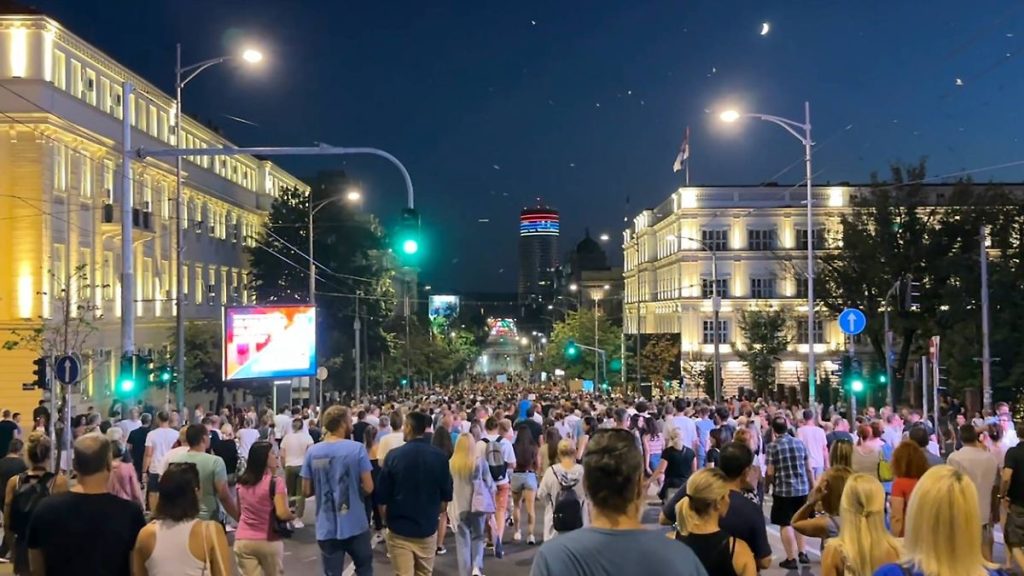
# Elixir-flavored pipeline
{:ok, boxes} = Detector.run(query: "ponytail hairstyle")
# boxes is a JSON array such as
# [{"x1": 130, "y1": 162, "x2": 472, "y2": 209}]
[
  {"x1": 673, "y1": 468, "x2": 729, "y2": 536},
  {"x1": 827, "y1": 473, "x2": 901, "y2": 576},
  {"x1": 26, "y1": 431, "x2": 51, "y2": 467}
]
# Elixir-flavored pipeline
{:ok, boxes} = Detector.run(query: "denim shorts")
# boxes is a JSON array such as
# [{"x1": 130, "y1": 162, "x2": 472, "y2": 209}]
[{"x1": 510, "y1": 471, "x2": 538, "y2": 493}]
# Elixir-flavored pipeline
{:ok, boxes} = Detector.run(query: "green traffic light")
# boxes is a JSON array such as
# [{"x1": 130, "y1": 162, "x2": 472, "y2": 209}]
[
  {"x1": 851, "y1": 379, "x2": 865, "y2": 393},
  {"x1": 564, "y1": 340, "x2": 579, "y2": 359},
  {"x1": 159, "y1": 369, "x2": 172, "y2": 383},
  {"x1": 609, "y1": 358, "x2": 622, "y2": 371},
  {"x1": 402, "y1": 238, "x2": 419, "y2": 255},
  {"x1": 118, "y1": 376, "x2": 135, "y2": 392},
  {"x1": 878, "y1": 374, "x2": 888, "y2": 383}
]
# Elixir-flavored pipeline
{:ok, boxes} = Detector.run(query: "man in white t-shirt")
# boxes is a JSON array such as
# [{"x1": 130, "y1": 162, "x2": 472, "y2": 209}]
[
  {"x1": 141, "y1": 410, "x2": 180, "y2": 511},
  {"x1": 280, "y1": 417, "x2": 314, "y2": 527},
  {"x1": 365, "y1": 406, "x2": 381, "y2": 429},
  {"x1": 116, "y1": 408, "x2": 142, "y2": 438},
  {"x1": 796, "y1": 409, "x2": 828, "y2": 481},
  {"x1": 273, "y1": 406, "x2": 292, "y2": 443},
  {"x1": 376, "y1": 411, "x2": 406, "y2": 465},
  {"x1": 476, "y1": 417, "x2": 516, "y2": 557},
  {"x1": 670, "y1": 400, "x2": 699, "y2": 454}
]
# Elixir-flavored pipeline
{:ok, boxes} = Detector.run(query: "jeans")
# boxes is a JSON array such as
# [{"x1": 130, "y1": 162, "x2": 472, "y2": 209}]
[
  {"x1": 284, "y1": 465, "x2": 305, "y2": 519},
  {"x1": 455, "y1": 512, "x2": 486, "y2": 576},
  {"x1": 318, "y1": 531, "x2": 373, "y2": 576}
]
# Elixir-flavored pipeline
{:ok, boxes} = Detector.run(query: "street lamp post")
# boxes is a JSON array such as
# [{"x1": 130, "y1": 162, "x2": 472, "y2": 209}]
[
  {"x1": 668, "y1": 235, "x2": 721, "y2": 402},
  {"x1": 721, "y1": 102, "x2": 816, "y2": 406},
  {"x1": 174, "y1": 44, "x2": 262, "y2": 412}
]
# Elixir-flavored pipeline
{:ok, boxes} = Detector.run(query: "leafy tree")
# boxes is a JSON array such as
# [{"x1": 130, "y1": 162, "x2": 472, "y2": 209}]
[
  {"x1": 681, "y1": 354, "x2": 715, "y2": 399},
  {"x1": 735, "y1": 307, "x2": 793, "y2": 398},
  {"x1": 639, "y1": 334, "x2": 679, "y2": 383},
  {"x1": 247, "y1": 181, "x2": 395, "y2": 394},
  {"x1": 539, "y1": 309, "x2": 628, "y2": 386}
]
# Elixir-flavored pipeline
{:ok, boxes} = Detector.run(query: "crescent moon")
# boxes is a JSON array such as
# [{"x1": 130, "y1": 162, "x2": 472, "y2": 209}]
[{"x1": 760, "y1": 22, "x2": 770, "y2": 35}]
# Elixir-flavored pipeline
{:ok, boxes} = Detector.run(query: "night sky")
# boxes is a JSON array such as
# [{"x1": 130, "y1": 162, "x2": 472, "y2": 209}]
[{"x1": 31, "y1": 0, "x2": 1024, "y2": 292}]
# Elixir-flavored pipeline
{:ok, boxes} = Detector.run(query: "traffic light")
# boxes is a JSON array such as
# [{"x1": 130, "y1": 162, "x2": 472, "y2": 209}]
[
  {"x1": 850, "y1": 376, "x2": 865, "y2": 393},
  {"x1": 157, "y1": 364, "x2": 174, "y2": 385},
  {"x1": 609, "y1": 357, "x2": 622, "y2": 372},
  {"x1": 904, "y1": 276, "x2": 921, "y2": 311},
  {"x1": 31, "y1": 356, "x2": 49, "y2": 390},
  {"x1": 395, "y1": 208, "x2": 421, "y2": 263},
  {"x1": 877, "y1": 372, "x2": 888, "y2": 385},
  {"x1": 564, "y1": 340, "x2": 580, "y2": 360},
  {"x1": 400, "y1": 377, "x2": 409, "y2": 387},
  {"x1": 117, "y1": 354, "x2": 137, "y2": 394},
  {"x1": 140, "y1": 355, "x2": 155, "y2": 384}
]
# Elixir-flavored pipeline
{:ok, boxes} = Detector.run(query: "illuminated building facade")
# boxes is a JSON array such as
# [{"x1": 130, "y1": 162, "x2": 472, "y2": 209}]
[
  {"x1": 518, "y1": 206, "x2": 559, "y2": 302},
  {"x1": 0, "y1": 6, "x2": 307, "y2": 415}
]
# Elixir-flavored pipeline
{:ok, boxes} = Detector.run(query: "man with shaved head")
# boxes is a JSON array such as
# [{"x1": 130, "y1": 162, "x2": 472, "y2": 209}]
[{"x1": 27, "y1": 434, "x2": 145, "y2": 576}]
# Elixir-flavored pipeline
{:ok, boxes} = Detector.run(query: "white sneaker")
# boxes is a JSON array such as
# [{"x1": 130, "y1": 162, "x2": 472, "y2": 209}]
[
  {"x1": 513, "y1": 530, "x2": 522, "y2": 542},
  {"x1": 292, "y1": 519, "x2": 305, "y2": 529},
  {"x1": 472, "y1": 569, "x2": 484, "y2": 576}
]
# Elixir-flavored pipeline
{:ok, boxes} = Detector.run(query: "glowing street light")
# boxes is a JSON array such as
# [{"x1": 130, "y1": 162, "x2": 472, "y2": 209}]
[
  {"x1": 719, "y1": 110, "x2": 741, "y2": 123},
  {"x1": 345, "y1": 188, "x2": 363, "y2": 203},
  {"x1": 241, "y1": 48, "x2": 264, "y2": 63},
  {"x1": 599, "y1": 233, "x2": 610, "y2": 242}
]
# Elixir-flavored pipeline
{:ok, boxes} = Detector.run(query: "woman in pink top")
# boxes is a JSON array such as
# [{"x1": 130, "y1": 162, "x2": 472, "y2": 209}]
[
  {"x1": 234, "y1": 441, "x2": 293, "y2": 576},
  {"x1": 109, "y1": 439, "x2": 144, "y2": 507}
]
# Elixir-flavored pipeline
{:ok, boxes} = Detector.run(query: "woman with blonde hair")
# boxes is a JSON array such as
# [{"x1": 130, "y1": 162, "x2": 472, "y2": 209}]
[
  {"x1": 875, "y1": 465, "x2": 1002, "y2": 576},
  {"x1": 448, "y1": 433, "x2": 494, "y2": 576},
  {"x1": 829, "y1": 440, "x2": 853, "y2": 469},
  {"x1": 673, "y1": 468, "x2": 757, "y2": 576},
  {"x1": 650, "y1": 426, "x2": 695, "y2": 502},
  {"x1": 537, "y1": 439, "x2": 585, "y2": 541},
  {"x1": 821, "y1": 473, "x2": 900, "y2": 576},
  {"x1": 791, "y1": 466, "x2": 852, "y2": 542}
]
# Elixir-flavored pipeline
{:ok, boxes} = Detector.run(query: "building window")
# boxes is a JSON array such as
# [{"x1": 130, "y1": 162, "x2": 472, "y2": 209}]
[
  {"x1": 702, "y1": 319, "x2": 729, "y2": 344},
  {"x1": 102, "y1": 252, "x2": 114, "y2": 301},
  {"x1": 143, "y1": 258, "x2": 153, "y2": 300},
  {"x1": 750, "y1": 277, "x2": 776, "y2": 299},
  {"x1": 53, "y1": 51, "x2": 66, "y2": 90},
  {"x1": 207, "y1": 267, "x2": 216, "y2": 305},
  {"x1": 747, "y1": 228, "x2": 776, "y2": 251},
  {"x1": 79, "y1": 248, "x2": 92, "y2": 302},
  {"x1": 796, "y1": 227, "x2": 826, "y2": 250},
  {"x1": 220, "y1": 269, "x2": 227, "y2": 304},
  {"x1": 111, "y1": 84, "x2": 123, "y2": 119},
  {"x1": 182, "y1": 262, "x2": 189, "y2": 300},
  {"x1": 137, "y1": 100, "x2": 147, "y2": 132},
  {"x1": 80, "y1": 156, "x2": 92, "y2": 199},
  {"x1": 701, "y1": 278, "x2": 729, "y2": 299},
  {"x1": 70, "y1": 60, "x2": 81, "y2": 98},
  {"x1": 159, "y1": 111, "x2": 168, "y2": 142},
  {"x1": 148, "y1": 106, "x2": 158, "y2": 137},
  {"x1": 53, "y1": 144, "x2": 68, "y2": 193},
  {"x1": 85, "y1": 69, "x2": 97, "y2": 105},
  {"x1": 194, "y1": 266, "x2": 203, "y2": 304},
  {"x1": 797, "y1": 318, "x2": 825, "y2": 344},
  {"x1": 700, "y1": 229, "x2": 728, "y2": 252}
]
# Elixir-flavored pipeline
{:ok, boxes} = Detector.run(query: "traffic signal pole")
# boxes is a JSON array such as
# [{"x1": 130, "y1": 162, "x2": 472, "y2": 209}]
[{"x1": 847, "y1": 333, "x2": 857, "y2": 420}]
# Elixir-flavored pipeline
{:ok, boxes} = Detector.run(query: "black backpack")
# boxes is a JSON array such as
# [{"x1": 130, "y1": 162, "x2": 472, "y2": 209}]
[
  {"x1": 551, "y1": 470, "x2": 583, "y2": 532},
  {"x1": 9, "y1": 472, "x2": 55, "y2": 538},
  {"x1": 483, "y1": 438, "x2": 508, "y2": 482}
]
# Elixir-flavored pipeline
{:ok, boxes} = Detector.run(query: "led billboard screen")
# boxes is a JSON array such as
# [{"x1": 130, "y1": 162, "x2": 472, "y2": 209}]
[{"x1": 223, "y1": 305, "x2": 317, "y2": 381}]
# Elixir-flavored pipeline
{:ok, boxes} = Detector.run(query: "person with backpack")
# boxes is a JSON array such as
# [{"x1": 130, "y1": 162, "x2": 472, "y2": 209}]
[
  {"x1": 476, "y1": 417, "x2": 515, "y2": 558},
  {"x1": 3, "y1": 432, "x2": 66, "y2": 575},
  {"x1": 537, "y1": 439, "x2": 586, "y2": 542}
]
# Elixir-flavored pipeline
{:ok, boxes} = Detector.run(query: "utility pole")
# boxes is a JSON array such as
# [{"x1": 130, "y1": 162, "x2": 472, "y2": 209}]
[
  {"x1": 354, "y1": 291, "x2": 361, "y2": 402},
  {"x1": 980, "y1": 226, "x2": 992, "y2": 411},
  {"x1": 120, "y1": 82, "x2": 135, "y2": 357},
  {"x1": 883, "y1": 278, "x2": 900, "y2": 407}
]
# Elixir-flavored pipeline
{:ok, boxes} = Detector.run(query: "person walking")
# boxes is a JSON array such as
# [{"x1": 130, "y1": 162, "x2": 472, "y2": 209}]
[
  {"x1": 529, "y1": 428, "x2": 707, "y2": 576},
  {"x1": 280, "y1": 417, "x2": 313, "y2": 529},
  {"x1": 537, "y1": 439, "x2": 585, "y2": 542},
  {"x1": 875, "y1": 465, "x2": 1002, "y2": 576},
  {"x1": 820, "y1": 473, "x2": 900, "y2": 576},
  {"x1": 234, "y1": 441, "x2": 294, "y2": 575},
  {"x1": 765, "y1": 415, "x2": 811, "y2": 570},
  {"x1": 142, "y1": 411, "x2": 179, "y2": 512},
  {"x1": 947, "y1": 423, "x2": 1000, "y2": 561},
  {"x1": 29, "y1": 435, "x2": 146, "y2": 576},
  {"x1": 477, "y1": 416, "x2": 515, "y2": 558},
  {"x1": 510, "y1": 421, "x2": 541, "y2": 545},
  {"x1": 378, "y1": 411, "x2": 454, "y2": 576},
  {"x1": 300, "y1": 406, "x2": 374, "y2": 576},
  {"x1": 431, "y1": 425, "x2": 455, "y2": 555},
  {"x1": 1000, "y1": 421, "x2": 1024, "y2": 573},
  {"x1": 449, "y1": 433, "x2": 494, "y2": 576},
  {"x1": 5, "y1": 433, "x2": 66, "y2": 575},
  {"x1": 890, "y1": 439, "x2": 929, "y2": 537},
  {"x1": 673, "y1": 468, "x2": 757, "y2": 576},
  {"x1": 0, "y1": 438, "x2": 25, "y2": 560},
  {"x1": 166, "y1": 424, "x2": 239, "y2": 523},
  {"x1": 132, "y1": 462, "x2": 233, "y2": 576},
  {"x1": 796, "y1": 409, "x2": 828, "y2": 482},
  {"x1": 649, "y1": 426, "x2": 696, "y2": 503},
  {"x1": 109, "y1": 435, "x2": 145, "y2": 508}
]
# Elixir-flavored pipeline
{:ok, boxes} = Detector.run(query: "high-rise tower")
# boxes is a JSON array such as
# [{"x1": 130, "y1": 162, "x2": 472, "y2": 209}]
[{"x1": 518, "y1": 205, "x2": 559, "y2": 302}]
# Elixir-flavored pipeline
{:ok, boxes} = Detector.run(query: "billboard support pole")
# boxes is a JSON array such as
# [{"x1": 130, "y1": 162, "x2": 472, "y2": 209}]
[{"x1": 354, "y1": 292, "x2": 362, "y2": 402}]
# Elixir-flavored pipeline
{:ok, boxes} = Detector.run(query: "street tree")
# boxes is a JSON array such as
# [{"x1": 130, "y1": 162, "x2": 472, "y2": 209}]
[
  {"x1": 539, "y1": 308, "x2": 627, "y2": 387},
  {"x1": 639, "y1": 334, "x2": 679, "y2": 383},
  {"x1": 735, "y1": 307, "x2": 793, "y2": 398}
]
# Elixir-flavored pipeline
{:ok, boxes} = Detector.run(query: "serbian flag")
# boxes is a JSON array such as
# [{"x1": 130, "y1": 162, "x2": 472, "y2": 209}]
[{"x1": 672, "y1": 126, "x2": 690, "y2": 173}]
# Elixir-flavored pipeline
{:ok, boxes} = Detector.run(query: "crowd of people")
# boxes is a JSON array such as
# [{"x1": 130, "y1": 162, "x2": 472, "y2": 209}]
[{"x1": 0, "y1": 389, "x2": 1020, "y2": 576}]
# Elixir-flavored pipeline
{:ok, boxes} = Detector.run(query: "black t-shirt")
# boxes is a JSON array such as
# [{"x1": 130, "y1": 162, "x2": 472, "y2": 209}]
[
  {"x1": 663, "y1": 488, "x2": 772, "y2": 562},
  {"x1": 662, "y1": 446, "x2": 695, "y2": 481},
  {"x1": 352, "y1": 421, "x2": 371, "y2": 443},
  {"x1": 826, "y1": 431, "x2": 855, "y2": 450},
  {"x1": 27, "y1": 492, "x2": 145, "y2": 576},
  {"x1": 1005, "y1": 444, "x2": 1024, "y2": 505},
  {"x1": 32, "y1": 406, "x2": 49, "y2": 425},
  {"x1": 127, "y1": 427, "x2": 149, "y2": 476},
  {"x1": 0, "y1": 420, "x2": 18, "y2": 455},
  {"x1": 515, "y1": 418, "x2": 543, "y2": 445},
  {"x1": 213, "y1": 438, "x2": 239, "y2": 475},
  {"x1": 0, "y1": 456, "x2": 27, "y2": 507}
]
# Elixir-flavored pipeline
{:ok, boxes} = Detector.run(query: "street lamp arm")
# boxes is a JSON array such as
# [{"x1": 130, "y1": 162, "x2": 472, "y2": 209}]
[
  {"x1": 746, "y1": 113, "x2": 810, "y2": 145},
  {"x1": 671, "y1": 235, "x2": 714, "y2": 254},
  {"x1": 179, "y1": 57, "x2": 230, "y2": 88},
  {"x1": 138, "y1": 144, "x2": 416, "y2": 209}
]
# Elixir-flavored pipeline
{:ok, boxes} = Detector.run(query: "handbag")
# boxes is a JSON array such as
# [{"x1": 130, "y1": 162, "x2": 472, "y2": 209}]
[
  {"x1": 877, "y1": 450, "x2": 894, "y2": 482},
  {"x1": 269, "y1": 476, "x2": 294, "y2": 538},
  {"x1": 470, "y1": 463, "x2": 496, "y2": 514}
]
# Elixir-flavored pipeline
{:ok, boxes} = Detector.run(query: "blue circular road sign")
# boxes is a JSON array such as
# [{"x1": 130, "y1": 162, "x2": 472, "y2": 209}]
[
  {"x1": 54, "y1": 354, "x2": 81, "y2": 385},
  {"x1": 838, "y1": 308, "x2": 867, "y2": 335}
]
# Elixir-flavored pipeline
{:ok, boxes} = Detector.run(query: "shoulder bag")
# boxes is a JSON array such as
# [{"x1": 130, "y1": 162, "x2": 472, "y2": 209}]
[{"x1": 269, "y1": 476, "x2": 294, "y2": 538}]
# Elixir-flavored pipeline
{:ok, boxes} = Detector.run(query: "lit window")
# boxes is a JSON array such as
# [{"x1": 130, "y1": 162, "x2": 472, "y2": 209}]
[
  {"x1": 747, "y1": 228, "x2": 776, "y2": 251},
  {"x1": 750, "y1": 277, "x2": 776, "y2": 299},
  {"x1": 80, "y1": 157, "x2": 92, "y2": 199},
  {"x1": 700, "y1": 229, "x2": 727, "y2": 252},
  {"x1": 702, "y1": 320, "x2": 729, "y2": 344},
  {"x1": 701, "y1": 278, "x2": 728, "y2": 299},
  {"x1": 53, "y1": 51, "x2": 66, "y2": 90},
  {"x1": 797, "y1": 319, "x2": 825, "y2": 344}
]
